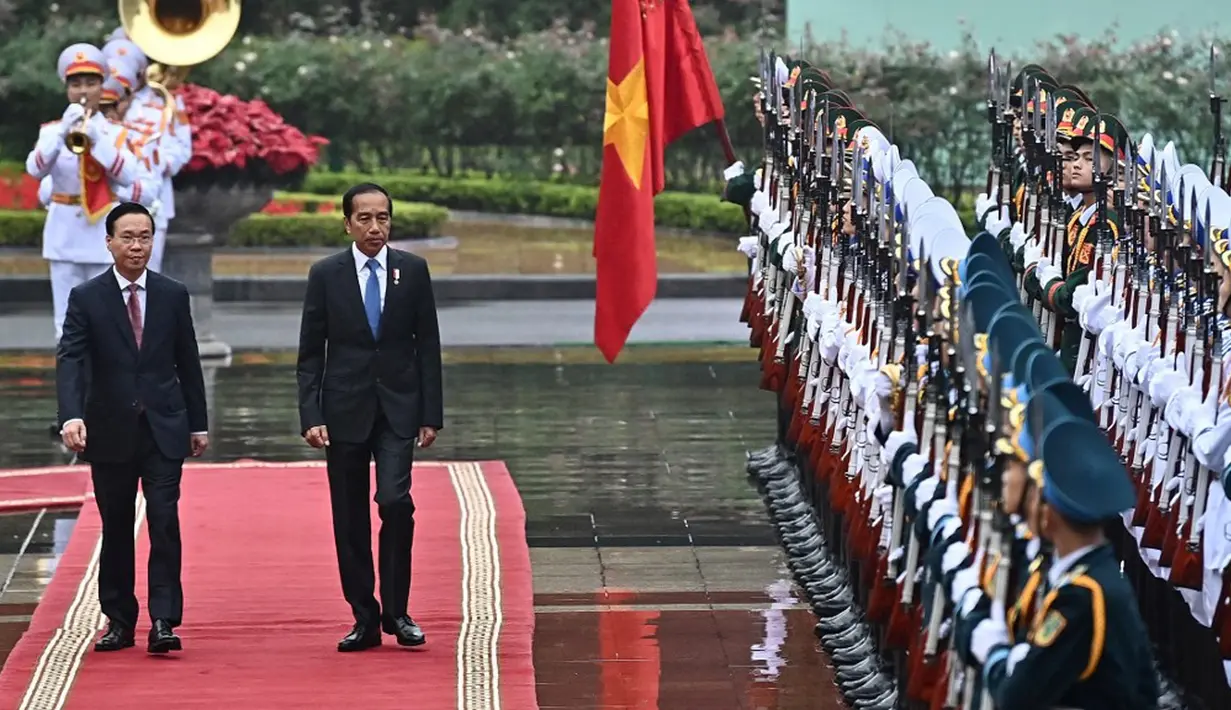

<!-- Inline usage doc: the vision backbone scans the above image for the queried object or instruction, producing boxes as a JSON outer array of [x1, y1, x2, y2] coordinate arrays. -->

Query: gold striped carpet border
[[19, 496, 146, 710], [448, 462, 504, 710], [14, 463, 507, 710]]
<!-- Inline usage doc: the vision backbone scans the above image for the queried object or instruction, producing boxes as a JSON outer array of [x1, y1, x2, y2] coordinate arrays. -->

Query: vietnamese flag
[[594, 0, 726, 362]]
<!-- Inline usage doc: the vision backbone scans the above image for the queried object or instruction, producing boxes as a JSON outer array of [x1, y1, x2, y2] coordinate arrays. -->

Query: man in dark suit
[[56, 201, 208, 655], [296, 182, 444, 652]]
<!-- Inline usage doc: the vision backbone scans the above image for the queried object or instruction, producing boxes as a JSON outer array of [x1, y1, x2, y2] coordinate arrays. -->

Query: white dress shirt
[[352, 243, 388, 310]]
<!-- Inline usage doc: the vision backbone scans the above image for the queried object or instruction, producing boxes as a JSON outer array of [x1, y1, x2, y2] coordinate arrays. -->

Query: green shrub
[[303, 171, 751, 234], [0, 204, 448, 248]]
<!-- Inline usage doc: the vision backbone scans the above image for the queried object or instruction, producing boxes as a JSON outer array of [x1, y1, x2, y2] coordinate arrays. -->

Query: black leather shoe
[[746, 444, 779, 461], [147, 619, 182, 654], [382, 615, 426, 647], [817, 608, 860, 632], [338, 623, 381, 652], [822, 625, 869, 653], [94, 622, 135, 652], [833, 638, 876, 664], [855, 688, 897, 710]]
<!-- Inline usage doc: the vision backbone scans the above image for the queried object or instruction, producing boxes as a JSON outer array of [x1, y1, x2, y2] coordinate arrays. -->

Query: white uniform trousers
[[49, 261, 110, 342], [149, 222, 168, 273]]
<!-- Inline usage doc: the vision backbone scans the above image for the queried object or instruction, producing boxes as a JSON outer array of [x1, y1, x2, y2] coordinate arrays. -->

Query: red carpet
[[0, 465, 89, 512], [0, 460, 537, 710]]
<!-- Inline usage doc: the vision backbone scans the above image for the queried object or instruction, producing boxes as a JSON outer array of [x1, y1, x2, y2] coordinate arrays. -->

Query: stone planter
[[162, 183, 274, 359]]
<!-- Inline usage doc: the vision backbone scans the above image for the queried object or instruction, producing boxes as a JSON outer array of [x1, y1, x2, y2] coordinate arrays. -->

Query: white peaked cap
[[927, 225, 972, 284]]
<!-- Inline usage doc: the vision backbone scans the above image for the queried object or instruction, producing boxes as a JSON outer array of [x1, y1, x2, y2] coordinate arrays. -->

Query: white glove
[[60, 103, 86, 136], [1071, 272, 1098, 316], [149, 199, 163, 220], [751, 190, 771, 216], [723, 161, 745, 180], [881, 415, 919, 467], [901, 453, 928, 488], [950, 560, 982, 608], [737, 236, 758, 259], [1037, 263, 1063, 286], [971, 601, 1010, 665], [1023, 242, 1043, 270], [975, 193, 994, 226], [1008, 222, 1028, 250], [941, 540, 971, 574], [985, 207, 1011, 238], [927, 496, 959, 534], [84, 112, 104, 143]]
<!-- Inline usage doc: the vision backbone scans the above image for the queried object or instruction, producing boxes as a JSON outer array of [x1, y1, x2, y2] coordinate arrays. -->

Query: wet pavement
[[0, 217, 748, 278], [0, 347, 843, 708], [0, 299, 750, 352]]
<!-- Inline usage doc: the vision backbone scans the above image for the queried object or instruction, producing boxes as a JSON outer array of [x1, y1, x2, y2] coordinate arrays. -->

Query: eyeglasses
[[111, 234, 153, 244]]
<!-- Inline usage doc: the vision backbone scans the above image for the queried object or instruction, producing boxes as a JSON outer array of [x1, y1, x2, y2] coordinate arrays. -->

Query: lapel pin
[[392, 267, 400, 286]]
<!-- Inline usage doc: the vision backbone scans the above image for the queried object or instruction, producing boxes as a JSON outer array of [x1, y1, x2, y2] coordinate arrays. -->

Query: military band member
[[25, 43, 138, 341], [99, 67, 162, 216], [104, 35, 192, 272]]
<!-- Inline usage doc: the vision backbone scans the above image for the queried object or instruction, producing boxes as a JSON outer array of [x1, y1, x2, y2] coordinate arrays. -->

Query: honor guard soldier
[[963, 412, 1159, 709], [25, 43, 138, 341], [1025, 109, 1127, 373]]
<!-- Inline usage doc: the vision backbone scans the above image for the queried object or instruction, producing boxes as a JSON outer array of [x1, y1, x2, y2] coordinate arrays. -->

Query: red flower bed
[[0, 169, 38, 210], [175, 83, 329, 188]]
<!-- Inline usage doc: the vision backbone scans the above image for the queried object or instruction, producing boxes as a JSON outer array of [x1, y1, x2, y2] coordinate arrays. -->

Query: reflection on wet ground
[[0, 218, 748, 278], [0, 346, 842, 707]]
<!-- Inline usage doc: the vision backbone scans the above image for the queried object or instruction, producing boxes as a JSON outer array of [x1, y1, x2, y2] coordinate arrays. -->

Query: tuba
[[118, 0, 241, 125]]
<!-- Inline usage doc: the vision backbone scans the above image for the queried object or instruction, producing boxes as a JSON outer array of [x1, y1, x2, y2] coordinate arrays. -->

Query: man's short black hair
[[105, 202, 154, 236], [342, 183, 393, 219]]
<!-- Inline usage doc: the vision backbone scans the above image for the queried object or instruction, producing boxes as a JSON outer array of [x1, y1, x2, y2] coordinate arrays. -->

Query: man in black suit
[[296, 182, 444, 652], [56, 201, 208, 655]]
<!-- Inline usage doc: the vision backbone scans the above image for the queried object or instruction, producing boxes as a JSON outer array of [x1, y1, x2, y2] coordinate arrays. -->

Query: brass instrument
[[65, 99, 95, 155], [118, 0, 242, 125]]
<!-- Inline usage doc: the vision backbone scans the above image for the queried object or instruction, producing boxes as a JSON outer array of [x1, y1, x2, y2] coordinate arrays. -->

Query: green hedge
[[303, 171, 749, 234], [303, 170, 980, 235], [0, 204, 449, 248]]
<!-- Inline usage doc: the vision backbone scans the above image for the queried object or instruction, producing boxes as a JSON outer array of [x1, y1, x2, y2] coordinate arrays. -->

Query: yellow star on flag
[[603, 57, 649, 190]]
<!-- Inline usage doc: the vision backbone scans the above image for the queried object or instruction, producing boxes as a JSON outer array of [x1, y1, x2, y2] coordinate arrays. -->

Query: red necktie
[[127, 283, 143, 348]]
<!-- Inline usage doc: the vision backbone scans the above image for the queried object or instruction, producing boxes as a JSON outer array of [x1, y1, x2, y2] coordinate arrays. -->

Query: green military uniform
[[1027, 111, 1129, 373]]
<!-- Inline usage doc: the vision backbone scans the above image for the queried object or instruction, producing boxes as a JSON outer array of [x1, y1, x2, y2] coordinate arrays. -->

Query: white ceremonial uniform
[[120, 103, 177, 270], [130, 85, 191, 228], [25, 113, 138, 340]]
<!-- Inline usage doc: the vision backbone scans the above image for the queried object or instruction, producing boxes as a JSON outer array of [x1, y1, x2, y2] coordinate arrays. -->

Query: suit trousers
[[325, 406, 417, 626], [90, 414, 185, 629]]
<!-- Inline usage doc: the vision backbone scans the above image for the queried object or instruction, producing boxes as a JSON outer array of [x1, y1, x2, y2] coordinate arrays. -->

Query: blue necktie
[[364, 259, 381, 338]]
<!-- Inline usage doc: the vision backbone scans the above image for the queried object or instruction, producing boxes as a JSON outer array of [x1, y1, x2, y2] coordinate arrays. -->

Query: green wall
[[786, 1, 1229, 52]]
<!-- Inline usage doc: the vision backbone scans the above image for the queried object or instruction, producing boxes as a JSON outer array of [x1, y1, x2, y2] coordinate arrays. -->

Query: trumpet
[[65, 99, 94, 155]]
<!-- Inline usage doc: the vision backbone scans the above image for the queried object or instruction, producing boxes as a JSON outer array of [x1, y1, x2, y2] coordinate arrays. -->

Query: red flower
[[177, 84, 329, 177]]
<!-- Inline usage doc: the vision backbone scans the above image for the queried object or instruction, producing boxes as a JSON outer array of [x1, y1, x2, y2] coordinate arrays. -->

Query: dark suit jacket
[[296, 247, 443, 443], [56, 269, 208, 464]]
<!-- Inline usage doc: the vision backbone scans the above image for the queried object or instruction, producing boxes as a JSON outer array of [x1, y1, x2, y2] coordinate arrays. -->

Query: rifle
[[1211, 45, 1226, 188]]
